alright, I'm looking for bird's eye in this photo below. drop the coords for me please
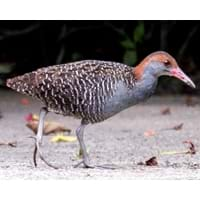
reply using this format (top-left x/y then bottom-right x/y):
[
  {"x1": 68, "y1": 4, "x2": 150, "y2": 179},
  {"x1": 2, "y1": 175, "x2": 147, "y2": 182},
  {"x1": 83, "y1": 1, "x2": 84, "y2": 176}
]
[{"x1": 163, "y1": 60, "x2": 170, "y2": 66}]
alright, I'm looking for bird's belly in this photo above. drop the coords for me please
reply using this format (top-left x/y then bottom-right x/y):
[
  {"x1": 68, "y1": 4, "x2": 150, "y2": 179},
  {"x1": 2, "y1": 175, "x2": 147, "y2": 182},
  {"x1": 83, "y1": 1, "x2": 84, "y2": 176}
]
[
  {"x1": 102, "y1": 85, "x2": 136, "y2": 119},
  {"x1": 103, "y1": 93, "x2": 136, "y2": 119}
]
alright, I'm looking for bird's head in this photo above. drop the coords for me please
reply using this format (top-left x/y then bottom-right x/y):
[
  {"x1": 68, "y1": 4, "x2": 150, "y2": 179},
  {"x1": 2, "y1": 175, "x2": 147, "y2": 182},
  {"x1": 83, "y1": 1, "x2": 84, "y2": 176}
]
[{"x1": 133, "y1": 51, "x2": 196, "y2": 88}]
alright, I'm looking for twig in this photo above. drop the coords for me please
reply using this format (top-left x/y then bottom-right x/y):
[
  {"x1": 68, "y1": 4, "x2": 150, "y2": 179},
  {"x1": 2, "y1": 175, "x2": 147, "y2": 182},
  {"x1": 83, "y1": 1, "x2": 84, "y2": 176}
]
[
  {"x1": 0, "y1": 23, "x2": 40, "y2": 40},
  {"x1": 159, "y1": 123, "x2": 183, "y2": 131},
  {"x1": 0, "y1": 141, "x2": 17, "y2": 147},
  {"x1": 178, "y1": 25, "x2": 199, "y2": 60}
]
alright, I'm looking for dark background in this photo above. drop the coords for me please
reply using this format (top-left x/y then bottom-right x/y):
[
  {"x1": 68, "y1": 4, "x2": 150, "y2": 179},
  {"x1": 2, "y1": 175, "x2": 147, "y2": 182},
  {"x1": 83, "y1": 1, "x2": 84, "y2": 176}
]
[{"x1": 0, "y1": 21, "x2": 199, "y2": 94}]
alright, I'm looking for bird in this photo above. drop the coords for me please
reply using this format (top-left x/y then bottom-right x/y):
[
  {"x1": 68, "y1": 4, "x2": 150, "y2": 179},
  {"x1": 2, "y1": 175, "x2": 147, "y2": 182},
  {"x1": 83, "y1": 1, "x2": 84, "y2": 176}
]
[{"x1": 6, "y1": 51, "x2": 196, "y2": 169}]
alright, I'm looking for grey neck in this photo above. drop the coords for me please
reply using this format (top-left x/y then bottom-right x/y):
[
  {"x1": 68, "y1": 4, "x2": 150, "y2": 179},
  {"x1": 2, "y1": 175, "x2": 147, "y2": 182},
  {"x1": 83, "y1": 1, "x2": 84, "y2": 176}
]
[{"x1": 132, "y1": 66, "x2": 158, "y2": 102}]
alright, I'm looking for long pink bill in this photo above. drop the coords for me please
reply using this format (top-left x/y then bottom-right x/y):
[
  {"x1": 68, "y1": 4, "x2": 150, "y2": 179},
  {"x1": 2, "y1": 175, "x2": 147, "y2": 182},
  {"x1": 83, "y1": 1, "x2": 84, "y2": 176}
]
[{"x1": 170, "y1": 67, "x2": 196, "y2": 88}]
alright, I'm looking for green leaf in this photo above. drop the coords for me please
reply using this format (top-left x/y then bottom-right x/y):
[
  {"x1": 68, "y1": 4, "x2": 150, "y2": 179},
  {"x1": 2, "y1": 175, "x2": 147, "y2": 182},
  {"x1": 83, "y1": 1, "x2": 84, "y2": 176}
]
[
  {"x1": 71, "y1": 52, "x2": 82, "y2": 61},
  {"x1": 133, "y1": 22, "x2": 144, "y2": 43},
  {"x1": 123, "y1": 50, "x2": 137, "y2": 66},
  {"x1": 120, "y1": 38, "x2": 135, "y2": 49},
  {"x1": 0, "y1": 63, "x2": 15, "y2": 74}
]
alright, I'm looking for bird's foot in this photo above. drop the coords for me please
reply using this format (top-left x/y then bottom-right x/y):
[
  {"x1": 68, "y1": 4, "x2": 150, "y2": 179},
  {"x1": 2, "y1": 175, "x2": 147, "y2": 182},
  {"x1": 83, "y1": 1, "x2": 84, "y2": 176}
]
[
  {"x1": 30, "y1": 136, "x2": 59, "y2": 169},
  {"x1": 74, "y1": 159, "x2": 119, "y2": 170},
  {"x1": 74, "y1": 160, "x2": 95, "y2": 169},
  {"x1": 95, "y1": 164, "x2": 120, "y2": 170}
]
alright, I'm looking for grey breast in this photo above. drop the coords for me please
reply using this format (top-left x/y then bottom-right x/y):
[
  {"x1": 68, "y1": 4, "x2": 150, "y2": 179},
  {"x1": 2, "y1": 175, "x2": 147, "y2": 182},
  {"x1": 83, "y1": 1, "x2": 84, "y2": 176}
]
[{"x1": 102, "y1": 75, "x2": 158, "y2": 120}]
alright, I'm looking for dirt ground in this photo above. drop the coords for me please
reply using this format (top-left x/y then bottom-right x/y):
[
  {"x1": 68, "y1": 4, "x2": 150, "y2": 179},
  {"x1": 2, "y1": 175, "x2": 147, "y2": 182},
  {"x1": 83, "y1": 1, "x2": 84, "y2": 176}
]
[{"x1": 0, "y1": 89, "x2": 200, "y2": 179}]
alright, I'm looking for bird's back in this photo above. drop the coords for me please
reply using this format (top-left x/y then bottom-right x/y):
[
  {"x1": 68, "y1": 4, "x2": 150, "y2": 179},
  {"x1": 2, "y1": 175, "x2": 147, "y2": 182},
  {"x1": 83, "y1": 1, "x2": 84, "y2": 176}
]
[{"x1": 7, "y1": 60, "x2": 136, "y2": 123}]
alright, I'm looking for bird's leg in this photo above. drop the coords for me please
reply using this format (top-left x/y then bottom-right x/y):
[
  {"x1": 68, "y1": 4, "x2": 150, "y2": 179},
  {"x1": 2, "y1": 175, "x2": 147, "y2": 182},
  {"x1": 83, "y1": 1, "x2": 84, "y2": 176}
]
[
  {"x1": 74, "y1": 122, "x2": 94, "y2": 168},
  {"x1": 33, "y1": 107, "x2": 58, "y2": 169},
  {"x1": 74, "y1": 121, "x2": 120, "y2": 170}
]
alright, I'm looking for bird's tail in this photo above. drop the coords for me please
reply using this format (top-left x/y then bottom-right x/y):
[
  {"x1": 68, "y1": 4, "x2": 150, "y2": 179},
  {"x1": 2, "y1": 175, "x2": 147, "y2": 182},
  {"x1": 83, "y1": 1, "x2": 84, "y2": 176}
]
[{"x1": 6, "y1": 72, "x2": 36, "y2": 97}]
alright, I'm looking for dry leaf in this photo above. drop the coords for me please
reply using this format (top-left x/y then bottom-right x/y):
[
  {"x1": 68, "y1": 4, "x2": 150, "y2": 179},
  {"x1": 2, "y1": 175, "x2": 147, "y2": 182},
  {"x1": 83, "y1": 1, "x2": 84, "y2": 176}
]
[
  {"x1": 78, "y1": 148, "x2": 83, "y2": 159},
  {"x1": 160, "y1": 150, "x2": 188, "y2": 155},
  {"x1": 185, "y1": 96, "x2": 197, "y2": 107},
  {"x1": 51, "y1": 134, "x2": 77, "y2": 143},
  {"x1": 144, "y1": 129, "x2": 156, "y2": 137},
  {"x1": 161, "y1": 123, "x2": 184, "y2": 131},
  {"x1": 172, "y1": 123, "x2": 183, "y2": 131},
  {"x1": 26, "y1": 120, "x2": 71, "y2": 135},
  {"x1": 76, "y1": 148, "x2": 90, "y2": 159},
  {"x1": 137, "y1": 156, "x2": 158, "y2": 166},
  {"x1": 145, "y1": 156, "x2": 158, "y2": 166},
  {"x1": 161, "y1": 107, "x2": 171, "y2": 115},
  {"x1": 25, "y1": 113, "x2": 39, "y2": 122},
  {"x1": 183, "y1": 140, "x2": 196, "y2": 155},
  {"x1": 160, "y1": 141, "x2": 196, "y2": 156},
  {"x1": 0, "y1": 141, "x2": 17, "y2": 147},
  {"x1": 20, "y1": 98, "x2": 30, "y2": 105}
]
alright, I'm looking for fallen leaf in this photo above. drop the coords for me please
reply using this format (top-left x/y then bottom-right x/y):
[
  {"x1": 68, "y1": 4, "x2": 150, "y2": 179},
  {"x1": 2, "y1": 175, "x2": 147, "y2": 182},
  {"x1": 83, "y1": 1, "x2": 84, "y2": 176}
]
[
  {"x1": 20, "y1": 98, "x2": 30, "y2": 105},
  {"x1": 26, "y1": 120, "x2": 71, "y2": 135},
  {"x1": 145, "y1": 156, "x2": 158, "y2": 166},
  {"x1": 172, "y1": 123, "x2": 184, "y2": 131},
  {"x1": 160, "y1": 123, "x2": 184, "y2": 131},
  {"x1": 160, "y1": 150, "x2": 188, "y2": 155},
  {"x1": 25, "y1": 113, "x2": 39, "y2": 122},
  {"x1": 51, "y1": 134, "x2": 77, "y2": 143},
  {"x1": 0, "y1": 141, "x2": 17, "y2": 147},
  {"x1": 76, "y1": 148, "x2": 90, "y2": 159},
  {"x1": 161, "y1": 107, "x2": 171, "y2": 115},
  {"x1": 78, "y1": 148, "x2": 83, "y2": 159},
  {"x1": 185, "y1": 96, "x2": 197, "y2": 107},
  {"x1": 144, "y1": 129, "x2": 156, "y2": 137},
  {"x1": 160, "y1": 141, "x2": 196, "y2": 156},
  {"x1": 137, "y1": 161, "x2": 145, "y2": 165},
  {"x1": 137, "y1": 156, "x2": 158, "y2": 166},
  {"x1": 183, "y1": 140, "x2": 196, "y2": 155}
]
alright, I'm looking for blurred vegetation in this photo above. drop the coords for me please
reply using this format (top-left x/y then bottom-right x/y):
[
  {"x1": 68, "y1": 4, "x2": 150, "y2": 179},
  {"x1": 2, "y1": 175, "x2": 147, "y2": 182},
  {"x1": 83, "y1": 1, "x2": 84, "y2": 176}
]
[
  {"x1": 121, "y1": 21, "x2": 144, "y2": 65},
  {"x1": 0, "y1": 21, "x2": 199, "y2": 94}
]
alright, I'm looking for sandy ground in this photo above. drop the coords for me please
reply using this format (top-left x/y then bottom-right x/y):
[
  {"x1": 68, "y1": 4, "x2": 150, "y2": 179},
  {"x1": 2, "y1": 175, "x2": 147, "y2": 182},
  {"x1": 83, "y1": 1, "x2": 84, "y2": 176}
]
[{"x1": 0, "y1": 89, "x2": 200, "y2": 179}]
